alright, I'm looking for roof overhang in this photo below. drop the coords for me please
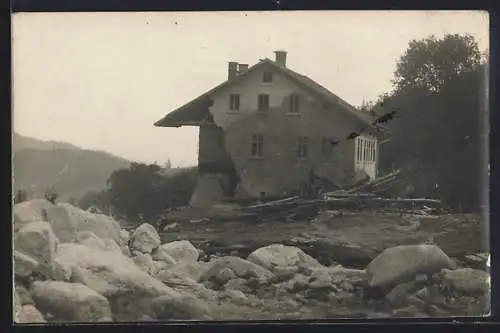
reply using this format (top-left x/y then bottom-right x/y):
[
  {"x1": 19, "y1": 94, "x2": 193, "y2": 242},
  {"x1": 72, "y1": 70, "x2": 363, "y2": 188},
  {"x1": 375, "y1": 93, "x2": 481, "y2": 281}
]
[{"x1": 154, "y1": 99, "x2": 214, "y2": 127}]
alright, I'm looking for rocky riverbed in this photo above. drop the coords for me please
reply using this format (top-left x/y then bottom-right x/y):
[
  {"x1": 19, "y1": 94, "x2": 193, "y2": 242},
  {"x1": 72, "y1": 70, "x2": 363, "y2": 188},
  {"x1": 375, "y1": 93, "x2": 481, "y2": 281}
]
[{"x1": 13, "y1": 200, "x2": 490, "y2": 323}]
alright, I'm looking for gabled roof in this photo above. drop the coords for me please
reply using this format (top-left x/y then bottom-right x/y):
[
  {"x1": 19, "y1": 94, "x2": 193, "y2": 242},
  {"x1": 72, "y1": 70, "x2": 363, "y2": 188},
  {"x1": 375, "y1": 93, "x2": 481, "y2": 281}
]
[{"x1": 154, "y1": 58, "x2": 384, "y2": 132}]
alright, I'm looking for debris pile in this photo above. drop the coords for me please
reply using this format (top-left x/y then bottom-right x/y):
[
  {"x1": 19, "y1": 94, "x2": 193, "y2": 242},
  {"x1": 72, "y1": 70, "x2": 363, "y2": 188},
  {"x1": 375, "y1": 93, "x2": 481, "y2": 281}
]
[
  {"x1": 160, "y1": 169, "x2": 443, "y2": 226},
  {"x1": 13, "y1": 200, "x2": 489, "y2": 323}
]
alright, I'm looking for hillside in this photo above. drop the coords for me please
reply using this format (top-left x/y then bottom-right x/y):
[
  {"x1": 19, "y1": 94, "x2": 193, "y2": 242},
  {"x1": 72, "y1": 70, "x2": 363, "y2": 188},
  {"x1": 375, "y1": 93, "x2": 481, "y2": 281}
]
[
  {"x1": 12, "y1": 134, "x2": 131, "y2": 201},
  {"x1": 13, "y1": 133, "x2": 82, "y2": 152}
]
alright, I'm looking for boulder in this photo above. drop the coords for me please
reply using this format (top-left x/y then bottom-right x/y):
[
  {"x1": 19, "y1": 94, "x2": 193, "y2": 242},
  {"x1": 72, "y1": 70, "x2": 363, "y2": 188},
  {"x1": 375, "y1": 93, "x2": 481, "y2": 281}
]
[
  {"x1": 49, "y1": 257, "x2": 73, "y2": 282},
  {"x1": 46, "y1": 205, "x2": 77, "y2": 243},
  {"x1": 152, "y1": 295, "x2": 212, "y2": 320},
  {"x1": 121, "y1": 246, "x2": 132, "y2": 257},
  {"x1": 157, "y1": 270, "x2": 198, "y2": 288},
  {"x1": 247, "y1": 244, "x2": 323, "y2": 273},
  {"x1": 151, "y1": 247, "x2": 178, "y2": 266},
  {"x1": 441, "y1": 268, "x2": 490, "y2": 295},
  {"x1": 215, "y1": 267, "x2": 237, "y2": 285},
  {"x1": 385, "y1": 281, "x2": 417, "y2": 308},
  {"x1": 13, "y1": 199, "x2": 53, "y2": 232},
  {"x1": 14, "y1": 221, "x2": 59, "y2": 272},
  {"x1": 58, "y1": 203, "x2": 121, "y2": 244},
  {"x1": 52, "y1": 243, "x2": 179, "y2": 321},
  {"x1": 101, "y1": 239, "x2": 122, "y2": 252},
  {"x1": 270, "y1": 266, "x2": 298, "y2": 283},
  {"x1": 15, "y1": 285, "x2": 35, "y2": 306},
  {"x1": 414, "y1": 287, "x2": 431, "y2": 301},
  {"x1": 159, "y1": 240, "x2": 199, "y2": 266},
  {"x1": 328, "y1": 266, "x2": 368, "y2": 288},
  {"x1": 224, "y1": 278, "x2": 251, "y2": 294},
  {"x1": 14, "y1": 251, "x2": 39, "y2": 277},
  {"x1": 202, "y1": 256, "x2": 275, "y2": 285},
  {"x1": 76, "y1": 231, "x2": 121, "y2": 253},
  {"x1": 366, "y1": 245, "x2": 456, "y2": 288},
  {"x1": 153, "y1": 260, "x2": 169, "y2": 272},
  {"x1": 130, "y1": 223, "x2": 161, "y2": 254},
  {"x1": 328, "y1": 290, "x2": 360, "y2": 306},
  {"x1": 133, "y1": 253, "x2": 156, "y2": 276},
  {"x1": 220, "y1": 289, "x2": 248, "y2": 305},
  {"x1": 119, "y1": 229, "x2": 130, "y2": 247},
  {"x1": 16, "y1": 305, "x2": 46, "y2": 323},
  {"x1": 275, "y1": 274, "x2": 309, "y2": 296},
  {"x1": 406, "y1": 295, "x2": 427, "y2": 310},
  {"x1": 308, "y1": 269, "x2": 334, "y2": 290},
  {"x1": 31, "y1": 281, "x2": 112, "y2": 322},
  {"x1": 159, "y1": 261, "x2": 210, "y2": 285},
  {"x1": 176, "y1": 283, "x2": 220, "y2": 303}
]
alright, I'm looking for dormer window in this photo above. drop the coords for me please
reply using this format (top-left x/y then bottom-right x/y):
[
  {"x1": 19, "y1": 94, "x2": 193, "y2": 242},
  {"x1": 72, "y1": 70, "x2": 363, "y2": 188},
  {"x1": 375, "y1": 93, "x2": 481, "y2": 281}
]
[{"x1": 263, "y1": 72, "x2": 273, "y2": 83}]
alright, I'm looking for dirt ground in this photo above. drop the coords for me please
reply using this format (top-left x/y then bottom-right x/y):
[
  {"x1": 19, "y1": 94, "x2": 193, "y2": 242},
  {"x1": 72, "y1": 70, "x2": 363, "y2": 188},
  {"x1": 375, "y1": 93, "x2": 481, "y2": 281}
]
[{"x1": 158, "y1": 209, "x2": 487, "y2": 268}]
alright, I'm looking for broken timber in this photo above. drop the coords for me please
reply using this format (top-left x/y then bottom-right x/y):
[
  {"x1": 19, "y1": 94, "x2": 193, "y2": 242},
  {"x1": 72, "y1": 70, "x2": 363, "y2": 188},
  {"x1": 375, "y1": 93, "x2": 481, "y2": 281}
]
[{"x1": 163, "y1": 169, "x2": 442, "y2": 224}]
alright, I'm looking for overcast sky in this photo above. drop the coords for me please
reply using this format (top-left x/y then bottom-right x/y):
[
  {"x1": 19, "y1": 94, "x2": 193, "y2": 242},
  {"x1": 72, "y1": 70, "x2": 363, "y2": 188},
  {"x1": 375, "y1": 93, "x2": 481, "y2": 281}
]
[{"x1": 12, "y1": 11, "x2": 489, "y2": 167}]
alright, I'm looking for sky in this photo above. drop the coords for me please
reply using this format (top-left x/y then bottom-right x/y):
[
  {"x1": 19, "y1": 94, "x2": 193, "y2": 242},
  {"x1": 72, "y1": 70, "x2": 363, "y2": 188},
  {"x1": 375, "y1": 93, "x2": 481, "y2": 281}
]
[{"x1": 12, "y1": 11, "x2": 489, "y2": 167}]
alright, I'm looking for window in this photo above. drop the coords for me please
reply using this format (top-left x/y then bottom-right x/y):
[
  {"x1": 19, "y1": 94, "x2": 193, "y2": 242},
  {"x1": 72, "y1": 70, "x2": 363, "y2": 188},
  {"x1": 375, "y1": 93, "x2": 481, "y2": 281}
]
[
  {"x1": 356, "y1": 138, "x2": 362, "y2": 161},
  {"x1": 251, "y1": 134, "x2": 264, "y2": 158},
  {"x1": 297, "y1": 136, "x2": 309, "y2": 159},
  {"x1": 364, "y1": 140, "x2": 368, "y2": 161},
  {"x1": 321, "y1": 137, "x2": 333, "y2": 158},
  {"x1": 263, "y1": 72, "x2": 273, "y2": 83},
  {"x1": 289, "y1": 94, "x2": 299, "y2": 113},
  {"x1": 368, "y1": 140, "x2": 373, "y2": 162},
  {"x1": 357, "y1": 138, "x2": 376, "y2": 162},
  {"x1": 367, "y1": 141, "x2": 372, "y2": 161},
  {"x1": 371, "y1": 141, "x2": 377, "y2": 161},
  {"x1": 229, "y1": 94, "x2": 240, "y2": 111},
  {"x1": 258, "y1": 94, "x2": 270, "y2": 112}
]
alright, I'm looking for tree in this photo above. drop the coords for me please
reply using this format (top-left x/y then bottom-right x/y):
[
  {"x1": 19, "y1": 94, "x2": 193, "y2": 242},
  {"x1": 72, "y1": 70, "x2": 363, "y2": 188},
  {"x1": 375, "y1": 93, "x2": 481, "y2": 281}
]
[
  {"x1": 168, "y1": 167, "x2": 198, "y2": 207},
  {"x1": 96, "y1": 162, "x2": 198, "y2": 223},
  {"x1": 392, "y1": 34, "x2": 481, "y2": 93},
  {"x1": 106, "y1": 162, "x2": 168, "y2": 221},
  {"x1": 78, "y1": 190, "x2": 111, "y2": 212},
  {"x1": 374, "y1": 33, "x2": 486, "y2": 212}
]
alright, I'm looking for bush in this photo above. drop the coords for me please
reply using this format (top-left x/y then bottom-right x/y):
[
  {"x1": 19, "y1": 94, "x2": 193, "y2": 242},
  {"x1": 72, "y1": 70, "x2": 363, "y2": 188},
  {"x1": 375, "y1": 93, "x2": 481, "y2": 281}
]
[{"x1": 79, "y1": 163, "x2": 198, "y2": 224}]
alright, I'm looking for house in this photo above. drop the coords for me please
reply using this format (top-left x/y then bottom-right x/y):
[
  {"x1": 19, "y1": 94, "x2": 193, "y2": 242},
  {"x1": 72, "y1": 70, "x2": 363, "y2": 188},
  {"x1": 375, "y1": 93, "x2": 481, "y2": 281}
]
[{"x1": 154, "y1": 51, "x2": 388, "y2": 207}]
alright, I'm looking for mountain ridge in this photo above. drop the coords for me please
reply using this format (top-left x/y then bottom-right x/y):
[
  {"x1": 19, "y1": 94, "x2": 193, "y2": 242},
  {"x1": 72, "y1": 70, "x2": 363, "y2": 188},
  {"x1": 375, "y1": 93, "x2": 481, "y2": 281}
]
[{"x1": 12, "y1": 133, "x2": 132, "y2": 201}]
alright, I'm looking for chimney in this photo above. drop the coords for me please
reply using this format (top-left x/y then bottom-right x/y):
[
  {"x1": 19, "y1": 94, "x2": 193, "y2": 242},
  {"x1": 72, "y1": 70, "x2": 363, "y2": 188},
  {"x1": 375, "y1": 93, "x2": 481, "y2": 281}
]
[
  {"x1": 274, "y1": 50, "x2": 287, "y2": 68},
  {"x1": 228, "y1": 62, "x2": 238, "y2": 80},
  {"x1": 238, "y1": 63, "x2": 249, "y2": 75}
]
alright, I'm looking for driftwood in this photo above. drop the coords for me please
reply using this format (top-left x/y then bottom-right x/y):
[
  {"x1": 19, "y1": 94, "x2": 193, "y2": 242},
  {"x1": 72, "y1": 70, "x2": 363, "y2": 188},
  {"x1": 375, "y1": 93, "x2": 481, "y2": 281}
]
[
  {"x1": 343, "y1": 170, "x2": 402, "y2": 194},
  {"x1": 159, "y1": 169, "x2": 442, "y2": 225},
  {"x1": 182, "y1": 193, "x2": 443, "y2": 223}
]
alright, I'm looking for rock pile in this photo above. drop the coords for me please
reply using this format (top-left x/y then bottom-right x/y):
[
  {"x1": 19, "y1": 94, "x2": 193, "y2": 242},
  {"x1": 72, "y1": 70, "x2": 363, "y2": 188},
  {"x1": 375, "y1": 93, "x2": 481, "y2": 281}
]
[{"x1": 13, "y1": 200, "x2": 490, "y2": 323}]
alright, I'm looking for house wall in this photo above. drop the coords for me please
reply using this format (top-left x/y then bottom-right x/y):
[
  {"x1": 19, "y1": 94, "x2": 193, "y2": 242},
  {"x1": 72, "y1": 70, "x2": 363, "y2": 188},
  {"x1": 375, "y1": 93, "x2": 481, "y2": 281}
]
[{"x1": 199, "y1": 65, "x2": 377, "y2": 197}]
